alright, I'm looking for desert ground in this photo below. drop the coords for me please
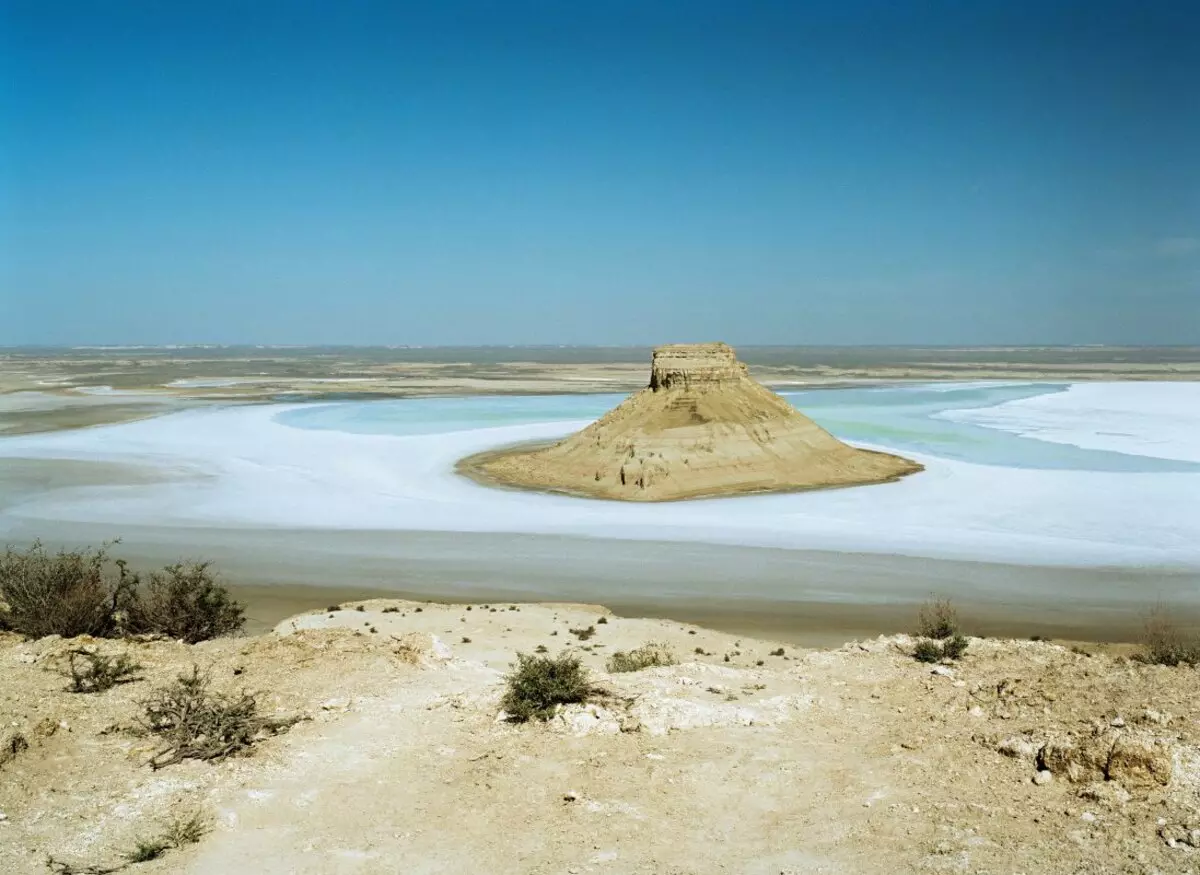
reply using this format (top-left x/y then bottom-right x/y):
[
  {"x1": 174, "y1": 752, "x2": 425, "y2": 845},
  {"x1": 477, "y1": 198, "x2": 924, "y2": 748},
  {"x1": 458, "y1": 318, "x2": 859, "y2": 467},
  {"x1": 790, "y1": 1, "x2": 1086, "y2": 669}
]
[{"x1": 2, "y1": 599, "x2": 1199, "y2": 875}]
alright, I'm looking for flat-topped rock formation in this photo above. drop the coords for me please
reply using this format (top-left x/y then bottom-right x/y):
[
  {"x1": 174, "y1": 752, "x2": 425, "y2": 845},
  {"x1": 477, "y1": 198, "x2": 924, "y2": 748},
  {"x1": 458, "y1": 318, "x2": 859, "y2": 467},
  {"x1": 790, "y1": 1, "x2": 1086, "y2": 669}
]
[{"x1": 458, "y1": 342, "x2": 922, "y2": 501}]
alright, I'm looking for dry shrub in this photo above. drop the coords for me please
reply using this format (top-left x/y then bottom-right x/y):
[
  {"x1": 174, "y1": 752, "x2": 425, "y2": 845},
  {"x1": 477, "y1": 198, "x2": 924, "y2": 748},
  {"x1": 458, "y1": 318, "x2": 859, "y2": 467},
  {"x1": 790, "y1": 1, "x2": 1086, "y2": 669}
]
[
  {"x1": 1, "y1": 730, "x2": 29, "y2": 768},
  {"x1": 1141, "y1": 609, "x2": 1200, "y2": 666},
  {"x1": 139, "y1": 666, "x2": 302, "y2": 769},
  {"x1": 59, "y1": 649, "x2": 142, "y2": 693},
  {"x1": 127, "y1": 562, "x2": 244, "y2": 644},
  {"x1": 501, "y1": 652, "x2": 601, "y2": 722},
  {"x1": 606, "y1": 642, "x2": 676, "y2": 673},
  {"x1": 48, "y1": 809, "x2": 211, "y2": 874},
  {"x1": 0, "y1": 542, "x2": 131, "y2": 639},
  {"x1": 916, "y1": 597, "x2": 960, "y2": 640},
  {"x1": 0, "y1": 542, "x2": 243, "y2": 643}
]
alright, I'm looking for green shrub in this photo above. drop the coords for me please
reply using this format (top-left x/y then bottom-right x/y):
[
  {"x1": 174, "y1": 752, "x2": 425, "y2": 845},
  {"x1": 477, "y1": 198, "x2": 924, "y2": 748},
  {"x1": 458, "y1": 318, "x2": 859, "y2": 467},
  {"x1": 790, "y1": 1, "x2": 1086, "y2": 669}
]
[
  {"x1": 126, "y1": 838, "x2": 171, "y2": 863},
  {"x1": 916, "y1": 597, "x2": 959, "y2": 640},
  {"x1": 126, "y1": 562, "x2": 244, "y2": 644},
  {"x1": 913, "y1": 635, "x2": 969, "y2": 663},
  {"x1": 161, "y1": 810, "x2": 210, "y2": 848},
  {"x1": 913, "y1": 640, "x2": 942, "y2": 663},
  {"x1": 59, "y1": 649, "x2": 143, "y2": 693},
  {"x1": 606, "y1": 642, "x2": 676, "y2": 673},
  {"x1": 501, "y1": 652, "x2": 599, "y2": 722},
  {"x1": 941, "y1": 634, "x2": 969, "y2": 660}
]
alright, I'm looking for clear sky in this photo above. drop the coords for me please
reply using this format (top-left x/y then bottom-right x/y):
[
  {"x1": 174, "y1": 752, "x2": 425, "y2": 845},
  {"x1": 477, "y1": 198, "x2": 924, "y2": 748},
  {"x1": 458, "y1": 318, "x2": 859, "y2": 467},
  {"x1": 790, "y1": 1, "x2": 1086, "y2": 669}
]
[{"x1": 2, "y1": 1, "x2": 1197, "y2": 346}]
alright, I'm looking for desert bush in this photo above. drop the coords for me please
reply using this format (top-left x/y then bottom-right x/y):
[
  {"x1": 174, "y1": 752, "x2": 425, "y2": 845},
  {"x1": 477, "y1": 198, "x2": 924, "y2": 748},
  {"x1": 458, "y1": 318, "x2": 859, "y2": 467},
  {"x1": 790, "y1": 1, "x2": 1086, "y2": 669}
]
[
  {"x1": 125, "y1": 838, "x2": 170, "y2": 864},
  {"x1": 126, "y1": 810, "x2": 210, "y2": 863},
  {"x1": 501, "y1": 652, "x2": 600, "y2": 722},
  {"x1": 127, "y1": 562, "x2": 244, "y2": 644},
  {"x1": 1141, "y1": 610, "x2": 1200, "y2": 666},
  {"x1": 913, "y1": 640, "x2": 942, "y2": 663},
  {"x1": 606, "y1": 642, "x2": 676, "y2": 673},
  {"x1": 139, "y1": 666, "x2": 301, "y2": 769},
  {"x1": 916, "y1": 597, "x2": 960, "y2": 640},
  {"x1": 913, "y1": 635, "x2": 969, "y2": 663},
  {"x1": 49, "y1": 810, "x2": 210, "y2": 874},
  {"x1": 1, "y1": 730, "x2": 29, "y2": 768},
  {"x1": 161, "y1": 810, "x2": 210, "y2": 848},
  {"x1": 0, "y1": 542, "x2": 132, "y2": 639},
  {"x1": 569, "y1": 625, "x2": 596, "y2": 641},
  {"x1": 941, "y1": 634, "x2": 969, "y2": 660},
  {"x1": 59, "y1": 649, "x2": 142, "y2": 693},
  {"x1": 0, "y1": 543, "x2": 243, "y2": 644}
]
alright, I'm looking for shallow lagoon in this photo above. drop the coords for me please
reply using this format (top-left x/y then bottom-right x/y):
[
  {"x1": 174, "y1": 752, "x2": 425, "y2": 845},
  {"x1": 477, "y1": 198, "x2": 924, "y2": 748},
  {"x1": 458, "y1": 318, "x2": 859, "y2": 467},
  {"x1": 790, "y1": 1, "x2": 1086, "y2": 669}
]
[
  {"x1": 276, "y1": 382, "x2": 1200, "y2": 473},
  {"x1": 1, "y1": 381, "x2": 1198, "y2": 571}
]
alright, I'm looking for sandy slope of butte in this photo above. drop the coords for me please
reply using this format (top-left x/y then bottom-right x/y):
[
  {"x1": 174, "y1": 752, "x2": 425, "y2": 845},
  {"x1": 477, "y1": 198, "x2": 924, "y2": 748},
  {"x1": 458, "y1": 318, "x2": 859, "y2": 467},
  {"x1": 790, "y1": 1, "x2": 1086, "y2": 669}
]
[{"x1": 459, "y1": 342, "x2": 922, "y2": 501}]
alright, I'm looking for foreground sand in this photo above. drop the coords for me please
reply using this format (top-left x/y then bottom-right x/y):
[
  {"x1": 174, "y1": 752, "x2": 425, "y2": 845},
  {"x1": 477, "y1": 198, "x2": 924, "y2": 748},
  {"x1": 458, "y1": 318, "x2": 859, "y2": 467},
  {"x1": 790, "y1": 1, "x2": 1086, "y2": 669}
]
[{"x1": 2, "y1": 600, "x2": 1198, "y2": 874}]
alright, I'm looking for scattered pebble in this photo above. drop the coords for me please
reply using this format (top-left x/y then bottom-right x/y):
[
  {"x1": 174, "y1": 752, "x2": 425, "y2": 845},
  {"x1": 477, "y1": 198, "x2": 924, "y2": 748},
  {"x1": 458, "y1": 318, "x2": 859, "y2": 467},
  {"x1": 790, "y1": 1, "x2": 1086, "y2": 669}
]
[{"x1": 1033, "y1": 770, "x2": 1053, "y2": 786}]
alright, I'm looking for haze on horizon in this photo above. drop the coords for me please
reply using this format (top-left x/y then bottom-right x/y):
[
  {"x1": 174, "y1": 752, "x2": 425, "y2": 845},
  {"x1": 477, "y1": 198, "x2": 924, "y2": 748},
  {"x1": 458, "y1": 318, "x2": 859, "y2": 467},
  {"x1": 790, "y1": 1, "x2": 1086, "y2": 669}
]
[{"x1": 2, "y1": 1, "x2": 1198, "y2": 348}]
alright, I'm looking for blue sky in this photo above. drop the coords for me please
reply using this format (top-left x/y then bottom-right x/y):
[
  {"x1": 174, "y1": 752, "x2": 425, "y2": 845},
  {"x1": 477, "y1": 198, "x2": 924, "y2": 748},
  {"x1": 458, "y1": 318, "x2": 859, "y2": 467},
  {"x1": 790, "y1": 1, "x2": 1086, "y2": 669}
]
[{"x1": 2, "y1": 1, "x2": 1197, "y2": 346}]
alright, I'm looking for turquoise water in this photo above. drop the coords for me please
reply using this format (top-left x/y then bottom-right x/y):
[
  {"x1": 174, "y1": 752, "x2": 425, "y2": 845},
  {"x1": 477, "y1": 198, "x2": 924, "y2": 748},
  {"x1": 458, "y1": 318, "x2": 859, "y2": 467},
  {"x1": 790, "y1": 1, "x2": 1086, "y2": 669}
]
[{"x1": 275, "y1": 383, "x2": 1200, "y2": 473}]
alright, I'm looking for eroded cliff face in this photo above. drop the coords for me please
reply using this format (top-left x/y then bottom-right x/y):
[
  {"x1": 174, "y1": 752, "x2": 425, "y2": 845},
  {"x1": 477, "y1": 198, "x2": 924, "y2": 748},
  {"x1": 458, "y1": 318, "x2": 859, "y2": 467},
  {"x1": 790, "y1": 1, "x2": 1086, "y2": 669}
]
[
  {"x1": 458, "y1": 342, "x2": 922, "y2": 501},
  {"x1": 648, "y1": 343, "x2": 748, "y2": 391}
]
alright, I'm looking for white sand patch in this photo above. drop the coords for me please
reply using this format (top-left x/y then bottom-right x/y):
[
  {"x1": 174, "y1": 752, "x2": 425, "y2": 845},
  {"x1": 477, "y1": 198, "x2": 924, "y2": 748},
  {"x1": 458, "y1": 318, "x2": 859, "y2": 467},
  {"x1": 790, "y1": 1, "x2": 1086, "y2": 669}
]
[{"x1": 0, "y1": 384, "x2": 1197, "y2": 568}]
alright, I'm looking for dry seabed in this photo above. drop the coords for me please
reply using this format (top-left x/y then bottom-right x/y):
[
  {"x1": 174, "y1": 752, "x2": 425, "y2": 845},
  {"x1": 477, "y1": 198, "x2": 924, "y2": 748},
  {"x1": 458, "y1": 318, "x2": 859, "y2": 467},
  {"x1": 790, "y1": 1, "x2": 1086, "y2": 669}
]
[{"x1": 2, "y1": 600, "x2": 1199, "y2": 875}]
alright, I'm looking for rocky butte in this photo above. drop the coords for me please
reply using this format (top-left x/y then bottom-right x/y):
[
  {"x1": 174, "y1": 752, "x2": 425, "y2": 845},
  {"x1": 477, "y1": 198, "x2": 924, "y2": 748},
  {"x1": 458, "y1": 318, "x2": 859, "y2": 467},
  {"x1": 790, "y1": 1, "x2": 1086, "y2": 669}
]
[{"x1": 458, "y1": 342, "x2": 923, "y2": 501}]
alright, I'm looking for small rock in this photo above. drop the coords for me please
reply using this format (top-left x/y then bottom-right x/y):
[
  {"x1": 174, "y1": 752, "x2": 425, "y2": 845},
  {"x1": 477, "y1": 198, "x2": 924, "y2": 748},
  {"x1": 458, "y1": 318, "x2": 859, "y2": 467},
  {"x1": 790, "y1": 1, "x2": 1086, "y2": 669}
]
[
  {"x1": 1080, "y1": 811, "x2": 1097, "y2": 823},
  {"x1": 1037, "y1": 735, "x2": 1107, "y2": 784},
  {"x1": 1140, "y1": 709, "x2": 1169, "y2": 726},
  {"x1": 0, "y1": 812, "x2": 8, "y2": 822},
  {"x1": 563, "y1": 791, "x2": 579, "y2": 802},
  {"x1": 1033, "y1": 770, "x2": 1053, "y2": 786},
  {"x1": 998, "y1": 736, "x2": 1039, "y2": 760},
  {"x1": 1109, "y1": 716, "x2": 1126, "y2": 728},
  {"x1": 1078, "y1": 782, "x2": 1132, "y2": 806},
  {"x1": 967, "y1": 706, "x2": 984, "y2": 718},
  {"x1": 1107, "y1": 734, "x2": 1172, "y2": 789},
  {"x1": 930, "y1": 666, "x2": 955, "y2": 678},
  {"x1": 320, "y1": 698, "x2": 350, "y2": 712}
]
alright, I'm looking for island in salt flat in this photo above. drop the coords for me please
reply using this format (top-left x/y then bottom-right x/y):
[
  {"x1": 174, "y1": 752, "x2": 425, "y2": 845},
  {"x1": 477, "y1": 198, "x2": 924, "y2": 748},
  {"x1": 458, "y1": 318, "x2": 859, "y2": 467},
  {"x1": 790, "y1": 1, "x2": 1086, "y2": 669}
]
[{"x1": 457, "y1": 342, "x2": 923, "y2": 501}]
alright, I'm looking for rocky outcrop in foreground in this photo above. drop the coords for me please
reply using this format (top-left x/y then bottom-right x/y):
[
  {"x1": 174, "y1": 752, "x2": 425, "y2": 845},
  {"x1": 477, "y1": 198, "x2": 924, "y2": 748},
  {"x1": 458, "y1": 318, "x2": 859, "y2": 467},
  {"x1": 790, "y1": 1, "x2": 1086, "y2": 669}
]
[
  {"x1": 459, "y1": 342, "x2": 922, "y2": 500},
  {"x1": 2, "y1": 602, "x2": 1199, "y2": 874}
]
